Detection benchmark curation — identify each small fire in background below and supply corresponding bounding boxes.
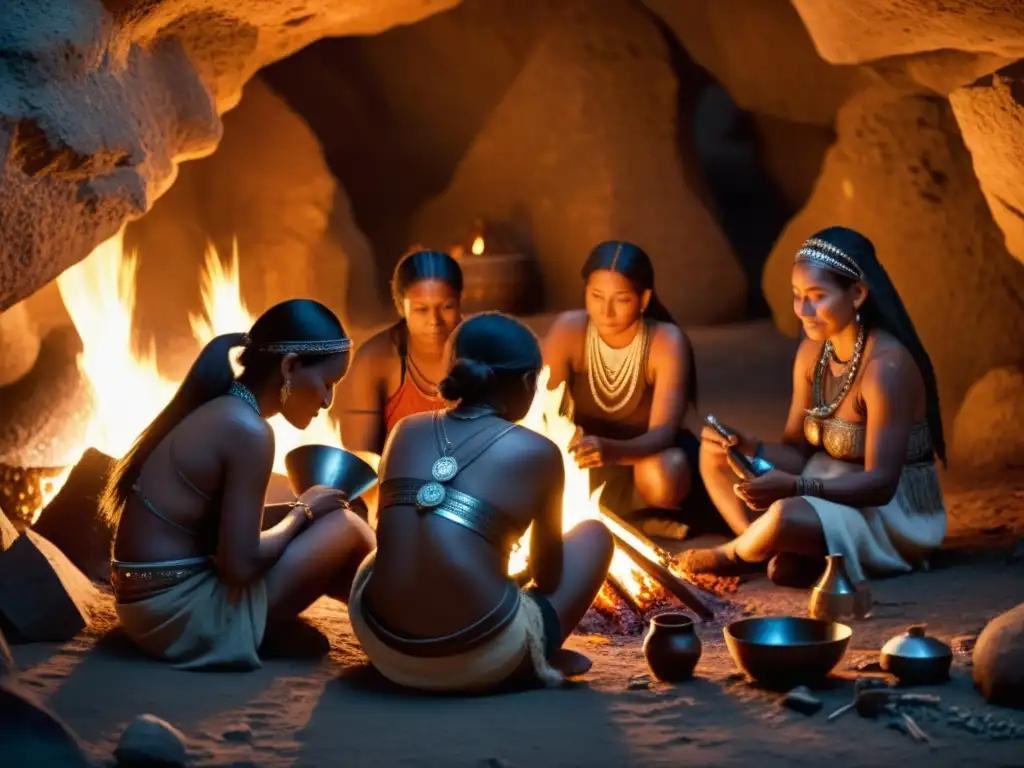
[470,235,485,256]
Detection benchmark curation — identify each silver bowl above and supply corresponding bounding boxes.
[283,444,378,501]
[724,616,853,689]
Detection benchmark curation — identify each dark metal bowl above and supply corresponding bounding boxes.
[283,444,378,501]
[724,616,853,689]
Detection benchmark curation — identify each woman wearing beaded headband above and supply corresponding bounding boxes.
[101,298,375,670]
[681,226,946,588]
[340,249,463,457]
[542,240,711,539]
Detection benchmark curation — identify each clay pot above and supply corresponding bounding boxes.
[809,554,871,621]
[643,612,702,682]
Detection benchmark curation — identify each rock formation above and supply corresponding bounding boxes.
[410,0,746,324]
[762,87,1024,434]
[0,0,459,313]
[951,367,1024,476]
[973,602,1024,710]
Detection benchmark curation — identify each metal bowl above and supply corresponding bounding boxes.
[284,444,378,501]
[724,616,853,689]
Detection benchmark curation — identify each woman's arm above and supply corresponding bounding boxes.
[603,324,687,464]
[540,311,584,389]
[804,351,917,508]
[338,337,387,455]
[216,417,307,586]
[526,442,566,594]
[757,338,820,474]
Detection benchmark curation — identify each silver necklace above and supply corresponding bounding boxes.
[806,325,866,419]
[585,320,649,413]
[229,381,261,416]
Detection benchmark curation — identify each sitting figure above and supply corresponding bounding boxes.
[541,240,711,538]
[349,313,614,693]
[104,299,376,670]
[680,226,946,588]
[340,249,463,455]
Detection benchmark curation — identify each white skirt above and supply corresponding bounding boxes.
[800,453,946,583]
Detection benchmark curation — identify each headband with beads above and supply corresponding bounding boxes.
[240,333,352,355]
[795,237,864,281]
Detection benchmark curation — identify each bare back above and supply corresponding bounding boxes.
[112,396,273,563]
[366,412,564,638]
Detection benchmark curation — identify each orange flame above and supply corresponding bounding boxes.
[470,236,485,256]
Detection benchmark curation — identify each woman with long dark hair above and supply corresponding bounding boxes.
[680,226,946,587]
[340,250,463,456]
[104,299,375,670]
[542,240,708,538]
[348,313,614,693]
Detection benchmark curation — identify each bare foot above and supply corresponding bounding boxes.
[677,544,759,576]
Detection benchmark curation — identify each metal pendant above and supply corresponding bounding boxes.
[416,481,446,509]
[431,456,459,483]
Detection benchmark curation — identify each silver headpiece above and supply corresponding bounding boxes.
[257,338,352,355]
[795,237,864,281]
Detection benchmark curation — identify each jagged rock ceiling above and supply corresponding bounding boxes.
[0,0,459,312]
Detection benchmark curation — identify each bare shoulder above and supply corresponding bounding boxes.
[352,327,400,370]
[795,337,824,379]
[509,426,564,473]
[195,396,274,457]
[648,321,687,354]
[546,310,588,340]
[862,331,918,390]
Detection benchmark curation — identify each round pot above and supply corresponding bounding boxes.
[879,625,952,686]
[643,612,702,682]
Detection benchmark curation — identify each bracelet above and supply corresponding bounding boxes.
[795,477,824,497]
[290,500,314,524]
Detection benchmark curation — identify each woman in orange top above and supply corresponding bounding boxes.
[340,250,463,456]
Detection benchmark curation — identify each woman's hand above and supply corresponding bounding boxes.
[569,430,615,469]
[298,485,347,520]
[700,422,758,456]
[733,470,799,511]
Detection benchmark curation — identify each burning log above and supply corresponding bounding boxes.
[609,531,714,621]
[605,571,642,617]
[596,506,715,621]
[32,448,116,583]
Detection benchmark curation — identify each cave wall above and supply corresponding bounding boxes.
[0,0,460,313]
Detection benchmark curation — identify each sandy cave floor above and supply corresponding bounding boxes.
[6,321,1024,767]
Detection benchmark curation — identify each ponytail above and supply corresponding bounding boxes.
[99,332,247,524]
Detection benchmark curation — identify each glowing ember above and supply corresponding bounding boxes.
[470,235,485,256]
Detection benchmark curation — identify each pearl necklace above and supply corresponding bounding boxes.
[585,320,649,413]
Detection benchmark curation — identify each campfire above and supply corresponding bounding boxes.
[21,229,723,630]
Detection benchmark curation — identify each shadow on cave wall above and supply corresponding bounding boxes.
[262,0,802,319]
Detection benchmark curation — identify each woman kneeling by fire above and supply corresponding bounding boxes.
[103,299,375,671]
[680,226,947,590]
[349,312,614,693]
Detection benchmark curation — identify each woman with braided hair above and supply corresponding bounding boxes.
[102,299,375,670]
[680,226,947,588]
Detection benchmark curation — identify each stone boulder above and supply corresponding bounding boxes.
[949,62,1024,267]
[0,0,460,313]
[0,680,90,767]
[790,0,1024,64]
[763,87,1024,433]
[0,302,41,387]
[973,602,1024,709]
[643,0,869,126]
[411,0,746,325]
[122,77,371,360]
[115,714,189,767]
[950,367,1024,476]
